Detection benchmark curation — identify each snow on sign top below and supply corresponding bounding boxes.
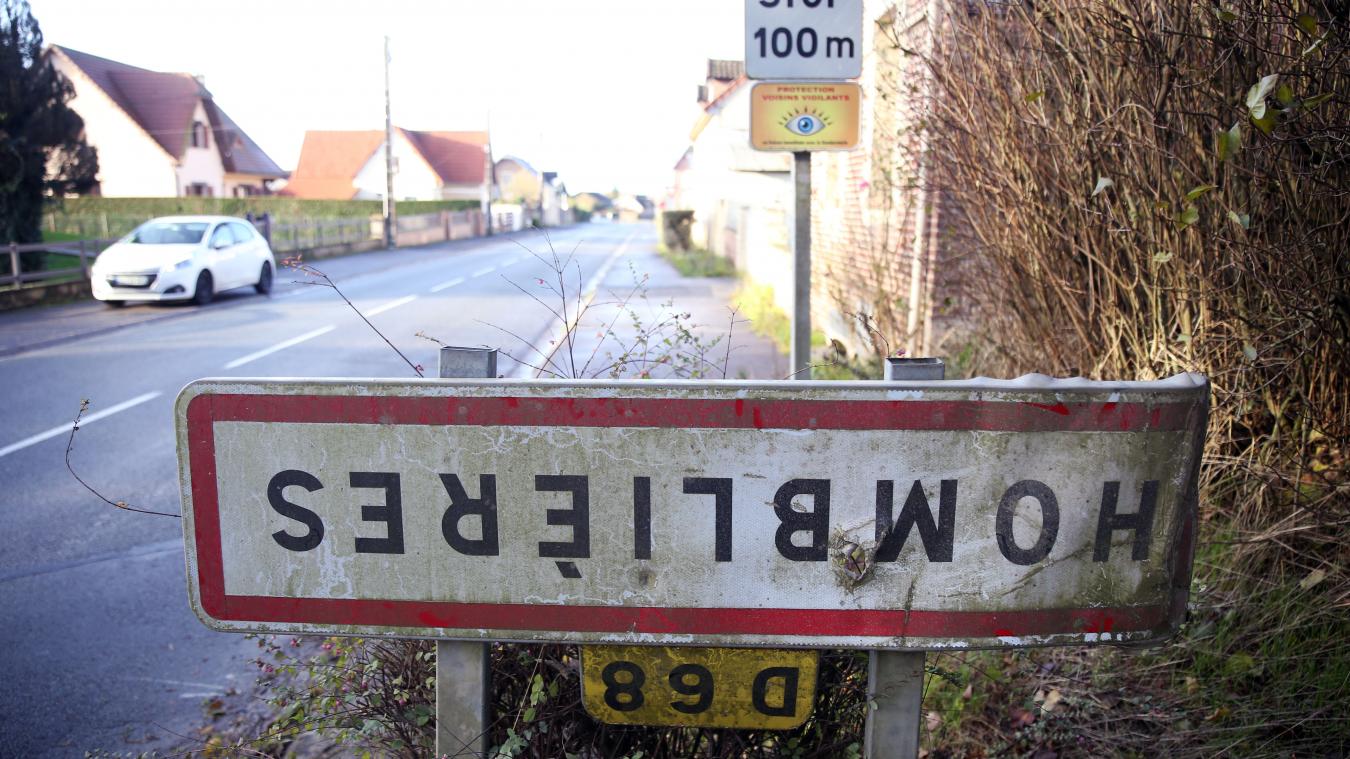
[175,375,1208,650]
[745,0,864,80]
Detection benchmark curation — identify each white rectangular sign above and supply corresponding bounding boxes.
[745,0,864,80]
[176,375,1207,649]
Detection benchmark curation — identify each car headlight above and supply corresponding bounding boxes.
[160,257,194,274]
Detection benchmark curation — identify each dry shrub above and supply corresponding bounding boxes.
[918,0,1349,754]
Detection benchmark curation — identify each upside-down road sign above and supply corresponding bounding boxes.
[176,374,1207,650]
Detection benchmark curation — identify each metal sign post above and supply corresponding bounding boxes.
[792,151,812,380]
[435,347,497,759]
[865,357,946,758]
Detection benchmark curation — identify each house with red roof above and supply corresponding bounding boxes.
[47,46,286,197]
[281,129,491,207]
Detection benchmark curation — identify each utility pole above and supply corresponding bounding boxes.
[383,35,396,249]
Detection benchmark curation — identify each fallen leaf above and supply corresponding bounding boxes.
[1299,568,1328,590]
[1041,688,1063,714]
[1010,707,1037,728]
[926,710,942,732]
[962,683,974,700]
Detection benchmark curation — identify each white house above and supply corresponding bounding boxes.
[671,60,793,313]
[282,129,491,208]
[48,46,286,197]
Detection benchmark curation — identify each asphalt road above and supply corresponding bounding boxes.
[0,223,640,757]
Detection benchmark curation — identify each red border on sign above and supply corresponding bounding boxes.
[186,392,1191,638]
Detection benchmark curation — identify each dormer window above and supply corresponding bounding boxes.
[191,121,210,149]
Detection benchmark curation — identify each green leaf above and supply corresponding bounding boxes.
[1217,122,1241,161]
[1296,13,1319,36]
[1175,205,1200,229]
[1242,342,1258,361]
[1302,93,1333,109]
[1185,184,1217,202]
[1091,176,1114,197]
[1024,90,1045,103]
[1214,7,1237,22]
[1227,210,1250,229]
[1276,84,1294,105]
[1153,251,1173,264]
[523,706,536,722]
[1251,110,1277,135]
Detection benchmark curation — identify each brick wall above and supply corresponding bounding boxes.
[809,1,968,360]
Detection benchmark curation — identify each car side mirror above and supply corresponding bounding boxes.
[212,239,229,250]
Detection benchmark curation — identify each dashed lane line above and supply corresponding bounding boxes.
[362,294,418,317]
[0,391,162,459]
[429,276,465,293]
[223,324,336,369]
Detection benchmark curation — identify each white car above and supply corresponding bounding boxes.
[90,215,276,307]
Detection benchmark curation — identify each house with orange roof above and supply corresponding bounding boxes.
[281,129,491,208]
[47,46,286,197]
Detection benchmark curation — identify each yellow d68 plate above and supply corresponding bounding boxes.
[580,645,818,729]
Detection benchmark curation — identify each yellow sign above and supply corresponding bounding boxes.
[581,645,818,729]
[750,81,861,151]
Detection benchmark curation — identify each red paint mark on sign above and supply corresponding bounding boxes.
[190,394,1197,433]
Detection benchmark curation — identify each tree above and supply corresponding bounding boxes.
[0,0,98,258]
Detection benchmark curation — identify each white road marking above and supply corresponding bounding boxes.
[223,325,335,369]
[362,294,418,317]
[471,265,497,278]
[513,233,636,379]
[0,391,161,459]
[429,276,465,293]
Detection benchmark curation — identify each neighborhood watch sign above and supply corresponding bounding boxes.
[175,375,1207,650]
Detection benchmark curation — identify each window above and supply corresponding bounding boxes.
[228,222,255,242]
[186,182,214,197]
[191,121,210,149]
[208,224,234,249]
[129,222,209,244]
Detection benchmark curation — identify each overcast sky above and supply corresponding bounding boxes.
[32,0,744,196]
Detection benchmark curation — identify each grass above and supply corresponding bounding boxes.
[658,245,736,278]
[730,281,827,360]
[41,231,87,242]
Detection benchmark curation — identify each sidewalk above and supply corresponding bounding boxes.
[505,234,788,381]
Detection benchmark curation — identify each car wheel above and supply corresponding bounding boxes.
[193,271,214,306]
[254,262,273,295]
[104,299,125,308]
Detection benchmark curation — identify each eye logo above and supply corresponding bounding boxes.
[781,109,831,137]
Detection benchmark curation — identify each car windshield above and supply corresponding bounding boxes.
[128,222,209,245]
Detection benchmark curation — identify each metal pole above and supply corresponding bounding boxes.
[865,355,945,759]
[790,150,811,380]
[435,346,496,758]
[383,35,397,249]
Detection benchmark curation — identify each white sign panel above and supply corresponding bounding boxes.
[745,0,864,80]
[176,376,1207,649]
